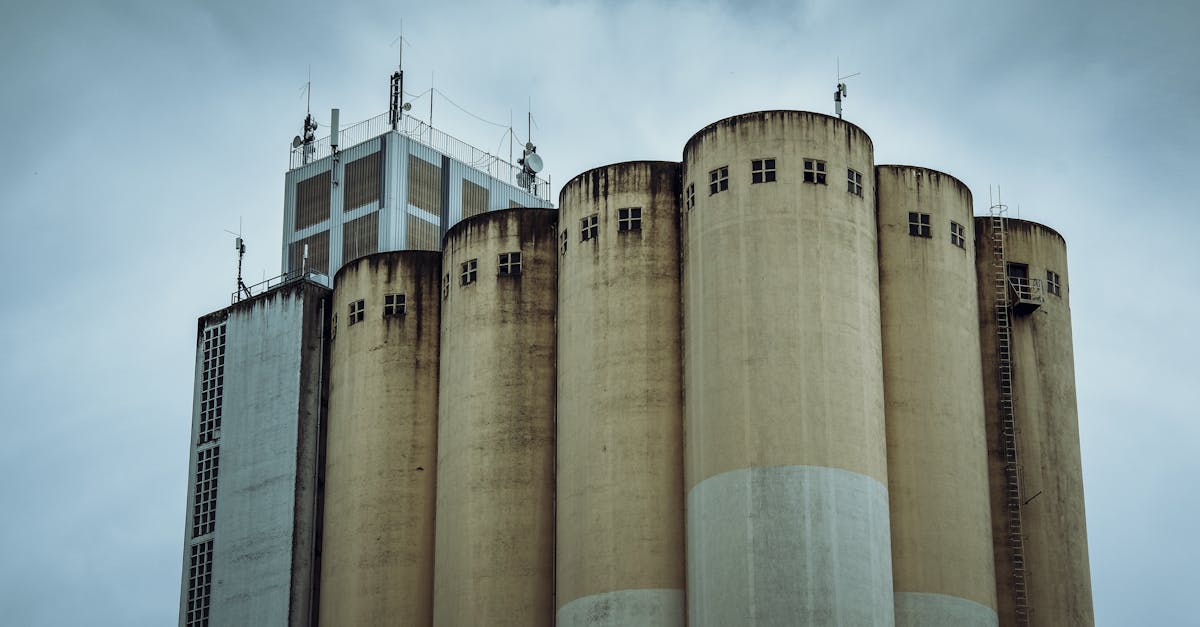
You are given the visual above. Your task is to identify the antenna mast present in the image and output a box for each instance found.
[516,99,544,195]
[389,22,412,131]
[226,223,251,302]
[834,58,860,119]
[295,67,318,164]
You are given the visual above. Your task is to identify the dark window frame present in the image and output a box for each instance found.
[908,212,932,238]
[751,158,777,184]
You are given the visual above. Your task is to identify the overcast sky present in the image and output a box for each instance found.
[0,0,1196,625]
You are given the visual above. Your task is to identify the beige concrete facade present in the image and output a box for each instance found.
[877,166,998,626]
[319,251,442,626]
[681,111,894,625]
[433,208,559,627]
[974,218,1094,627]
[556,162,686,626]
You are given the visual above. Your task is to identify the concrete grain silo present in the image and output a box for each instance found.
[319,251,442,625]
[876,166,998,626]
[974,217,1094,627]
[680,111,894,625]
[556,162,686,626]
[433,207,559,627]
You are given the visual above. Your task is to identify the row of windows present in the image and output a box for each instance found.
[191,446,219,539]
[562,207,644,254]
[907,213,969,250]
[186,539,214,627]
[332,293,410,336]
[453,251,523,288]
[697,159,865,199]
[198,324,226,445]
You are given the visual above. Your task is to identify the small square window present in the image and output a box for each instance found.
[499,252,522,276]
[847,168,863,196]
[460,259,478,286]
[950,221,966,248]
[384,293,406,317]
[560,229,568,255]
[803,159,827,184]
[348,299,365,325]
[751,158,777,184]
[1046,270,1062,296]
[618,207,642,232]
[708,166,729,195]
[685,183,695,210]
[908,212,932,238]
[581,214,599,241]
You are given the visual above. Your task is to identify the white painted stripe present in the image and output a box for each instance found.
[688,465,894,627]
[895,592,998,627]
[556,588,684,627]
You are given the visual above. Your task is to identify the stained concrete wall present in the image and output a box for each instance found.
[974,218,1094,627]
[433,207,559,627]
[320,251,441,625]
[680,111,894,626]
[877,166,997,627]
[182,280,328,627]
[556,162,686,627]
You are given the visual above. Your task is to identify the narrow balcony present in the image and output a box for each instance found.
[1008,277,1044,315]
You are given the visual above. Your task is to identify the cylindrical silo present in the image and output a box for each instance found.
[556,161,686,626]
[974,217,1094,626]
[681,110,894,625]
[876,166,998,626]
[433,207,559,627]
[320,250,441,625]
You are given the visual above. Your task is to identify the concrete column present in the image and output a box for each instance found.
[974,218,1094,627]
[556,162,686,626]
[433,208,559,627]
[877,166,998,626]
[681,110,894,626]
[320,251,441,625]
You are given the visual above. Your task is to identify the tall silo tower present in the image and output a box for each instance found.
[876,166,998,625]
[320,251,442,625]
[433,207,559,627]
[556,162,686,626]
[680,111,894,625]
[974,217,1094,626]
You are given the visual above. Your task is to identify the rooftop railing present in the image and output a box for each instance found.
[288,112,551,202]
[232,267,329,304]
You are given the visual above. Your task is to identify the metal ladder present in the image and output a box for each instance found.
[990,206,1031,625]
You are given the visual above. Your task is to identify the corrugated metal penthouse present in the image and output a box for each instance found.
[179,108,1094,627]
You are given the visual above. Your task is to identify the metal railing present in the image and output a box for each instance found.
[288,112,552,201]
[1008,277,1045,306]
[232,267,329,304]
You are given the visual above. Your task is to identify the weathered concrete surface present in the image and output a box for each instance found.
[320,251,441,625]
[433,208,559,627]
[975,218,1094,627]
[876,166,998,626]
[681,111,894,625]
[556,161,685,627]
[195,280,327,627]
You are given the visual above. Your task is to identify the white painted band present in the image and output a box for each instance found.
[895,592,998,627]
[688,465,894,626]
[556,588,684,627]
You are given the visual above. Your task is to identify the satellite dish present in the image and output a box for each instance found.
[523,152,543,174]
[292,135,303,148]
